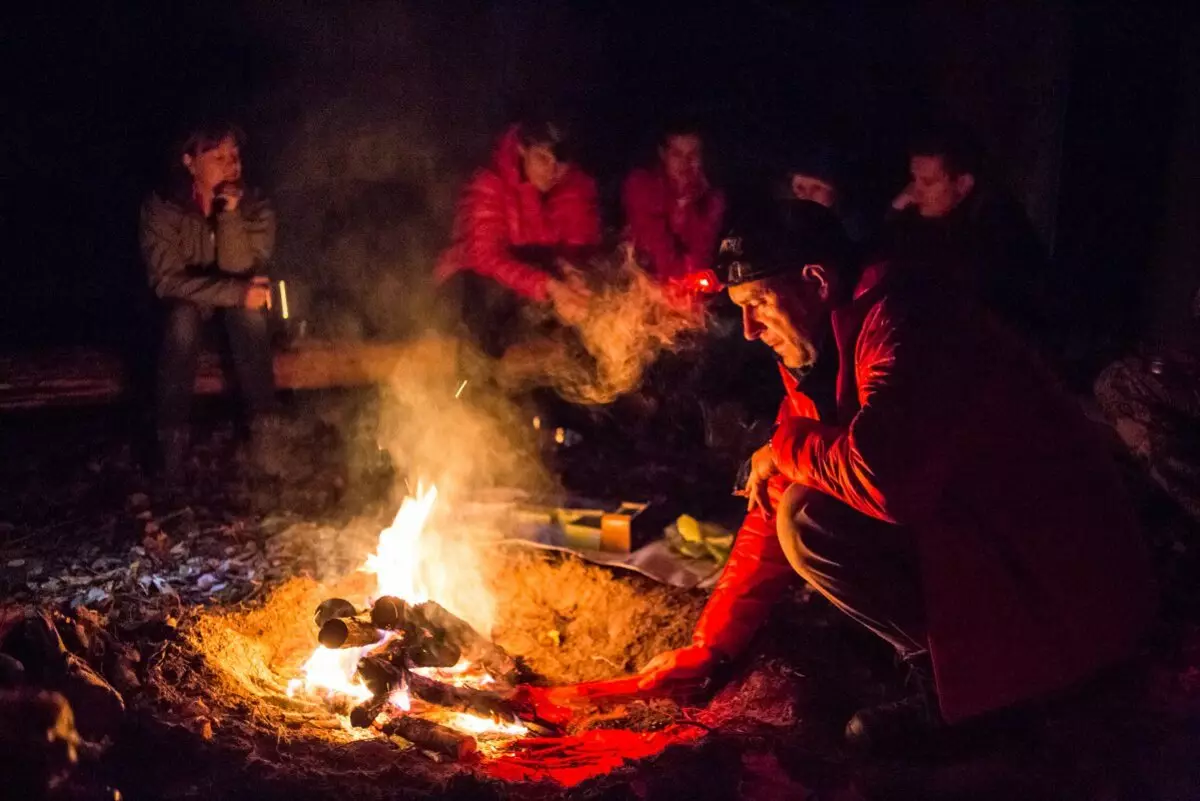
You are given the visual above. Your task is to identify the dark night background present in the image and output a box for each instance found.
[3,1,1197,374]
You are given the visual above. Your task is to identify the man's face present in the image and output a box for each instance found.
[183,136,242,193]
[660,134,705,191]
[728,271,832,369]
[909,154,974,218]
[789,173,837,209]
[519,143,565,192]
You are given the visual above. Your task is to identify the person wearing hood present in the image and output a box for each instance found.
[435,119,601,358]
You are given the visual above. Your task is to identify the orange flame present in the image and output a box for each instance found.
[289,485,522,738]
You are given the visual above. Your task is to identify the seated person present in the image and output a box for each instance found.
[884,124,1057,356]
[640,201,1153,753]
[435,118,600,358]
[139,121,278,484]
[622,122,726,293]
[779,142,868,244]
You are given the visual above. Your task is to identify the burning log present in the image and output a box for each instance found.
[381,716,477,760]
[406,671,518,722]
[317,617,381,649]
[349,694,391,729]
[372,598,517,680]
[406,636,462,669]
[356,655,406,696]
[369,597,458,666]
[350,656,407,728]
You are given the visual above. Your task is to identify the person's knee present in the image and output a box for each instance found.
[161,304,202,350]
[227,308,269,336]
[775,484,834,578]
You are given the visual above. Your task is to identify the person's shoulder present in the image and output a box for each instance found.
[140,190,187,223]
[241,188,274,213]
[556,166,597,197]
[463,166,508,199]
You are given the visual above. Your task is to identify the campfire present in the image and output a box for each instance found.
[284,485,535,758]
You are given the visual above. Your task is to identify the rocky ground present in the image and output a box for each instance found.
[2,393,1199,800]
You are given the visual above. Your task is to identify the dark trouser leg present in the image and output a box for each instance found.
[776,484,927,657]
[157,301,204,430]
[222,307,276,419]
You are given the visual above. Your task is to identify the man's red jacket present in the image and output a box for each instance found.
[621,167,725,281]
[435,126,600,301]
[694,266,1154,724]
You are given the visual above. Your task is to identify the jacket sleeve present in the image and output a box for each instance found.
[770,297,955,524]
[139,196,248,307]
[215,194,276,273]
[459,173,553,302]
[622,171,685,277]
[692,471,796,659]
[551,171,601,247]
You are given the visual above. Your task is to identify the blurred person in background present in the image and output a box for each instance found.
[622,121,726,297]
[435,118,601,359]
[884,124,1058,360]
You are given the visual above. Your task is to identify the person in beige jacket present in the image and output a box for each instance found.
[138,122,279,484]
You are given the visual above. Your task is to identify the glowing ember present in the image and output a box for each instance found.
[289,484,521,740]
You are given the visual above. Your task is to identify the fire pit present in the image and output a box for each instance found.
[115,484,711,799]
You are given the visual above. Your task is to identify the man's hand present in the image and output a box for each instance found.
[744,443,779,515]
[243,276,272,310]
[637,645,719,692]
[546,278,591,325]
[890,182,916,212]
[216,181,244,213]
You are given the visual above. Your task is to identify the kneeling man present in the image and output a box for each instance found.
[640,201,1153,751]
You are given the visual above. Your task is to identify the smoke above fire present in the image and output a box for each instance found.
[495,248,709,406]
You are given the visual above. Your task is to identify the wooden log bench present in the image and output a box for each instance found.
[0,339,441,411]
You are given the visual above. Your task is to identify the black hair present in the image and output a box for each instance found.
[656,117,707,149]
[160,119,246,198]
[177,120,246,160]
[909,123,984,178]
[514,118,571,160]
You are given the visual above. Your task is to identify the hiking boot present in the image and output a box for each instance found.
[845,653,944,754]
[844,691,945,754]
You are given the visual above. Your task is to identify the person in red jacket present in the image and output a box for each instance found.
[638,201,1154,752]
[436,119,600,357]
[622,123,726,293]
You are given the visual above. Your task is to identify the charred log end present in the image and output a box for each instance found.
[370,596,409,630]
[313,598,358,630]
[317,618,381,649]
